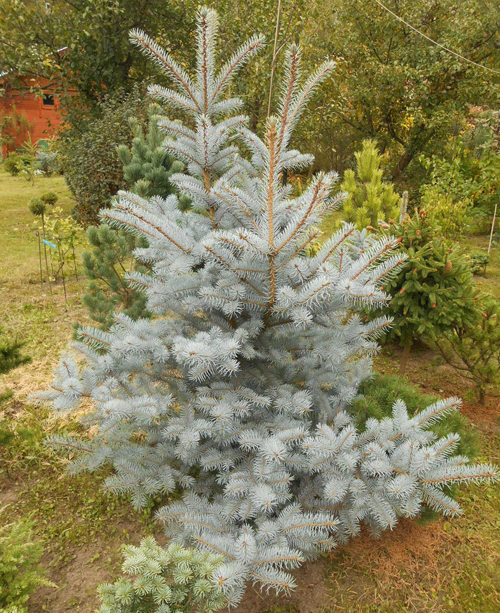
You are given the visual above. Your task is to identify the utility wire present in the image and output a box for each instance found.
[372,0,500,76]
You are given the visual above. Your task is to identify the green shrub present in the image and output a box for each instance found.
[3,153,33,176]
[40,207,82,282]
[59,87,148,226]
[469,252,489,275]
[0,334,30,375]
[40,191,58,206]
[420,184,471,239]
[97,538,227,613]
[28,198,46,217]
[0,511,54,611]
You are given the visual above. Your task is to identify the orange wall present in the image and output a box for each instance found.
[1,76,69,156]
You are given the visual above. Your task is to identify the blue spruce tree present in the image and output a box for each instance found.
[42,8,497,606]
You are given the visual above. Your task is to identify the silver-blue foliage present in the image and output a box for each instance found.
[41,7,497,606]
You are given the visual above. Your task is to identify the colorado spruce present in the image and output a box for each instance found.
[43,8,497,606]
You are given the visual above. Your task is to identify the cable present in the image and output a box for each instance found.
[372,0,500,76]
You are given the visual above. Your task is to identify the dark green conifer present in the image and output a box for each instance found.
[0,334,30,375]
[117,103,188,206]
[81,225,150,330]
[381,210,478,373]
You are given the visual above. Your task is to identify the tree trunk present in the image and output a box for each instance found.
[399,337,412,375]
[392,149,414,181]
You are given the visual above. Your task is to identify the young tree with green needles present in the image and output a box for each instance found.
[117,103,187,202]
[341,139,400,230]
[435,297,500,405]
[43,8,497,605]
[0,511,54,612]
[379,210,479,374]
[81,225,151,330]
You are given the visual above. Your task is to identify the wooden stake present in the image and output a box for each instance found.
[36,231,43,289]
[399,191,408,223]
[41,214,53,295]
[488,199,498,255]
[399,337,412,375]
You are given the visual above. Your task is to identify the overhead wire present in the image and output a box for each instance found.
[372,0,500,76]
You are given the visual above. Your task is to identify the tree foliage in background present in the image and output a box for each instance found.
[420,107,500,231]
[43,9,497,604]
[2,0,498,188]
[341,140,400,229]
[97,538,226,613]
[0,0,194,113]
[419,184,471,239]
[435,297,500,405]
[379,210,478,373]
[306,0,500,179]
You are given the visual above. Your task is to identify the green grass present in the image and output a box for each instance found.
[0,168,88,382]
[463,234,500,300]
[0,167,77,282]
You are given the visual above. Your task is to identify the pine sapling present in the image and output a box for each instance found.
[81,224,151,329]
[435,296,500,405]
[341,139,400,230]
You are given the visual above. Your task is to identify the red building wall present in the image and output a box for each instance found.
[1,76,67,157]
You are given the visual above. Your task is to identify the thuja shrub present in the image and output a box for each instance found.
[97,538,226,613]
[42,8,497,606]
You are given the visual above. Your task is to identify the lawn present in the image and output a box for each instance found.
[0,167,499,612]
